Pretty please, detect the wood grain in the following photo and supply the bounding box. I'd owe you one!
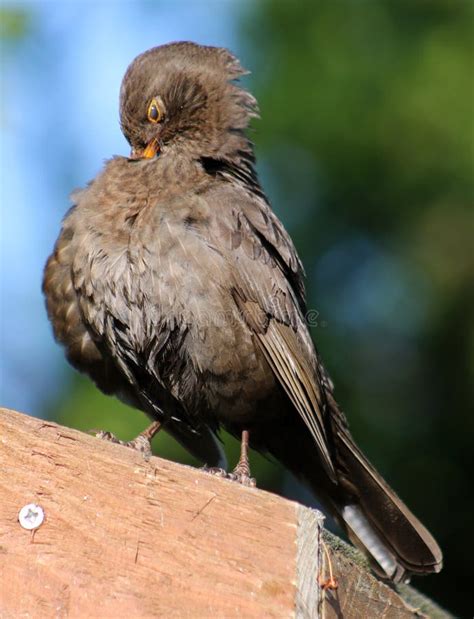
[0,408,450,619]
[0,408,299,618]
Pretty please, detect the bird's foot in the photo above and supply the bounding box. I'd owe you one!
[202,430,256,487]
[202,465,256,487]
[227,463,256,487]
[93,420,162,461]
[202,466,228,478]
[94,430,154,459]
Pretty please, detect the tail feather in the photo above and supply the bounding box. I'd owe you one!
[262,411,443,582]
[342,504,405,582]
[335,425,443,580]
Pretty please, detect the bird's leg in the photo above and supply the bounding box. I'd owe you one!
[94,420,162,461]
[203,430,256,487]
[228,430,256,486]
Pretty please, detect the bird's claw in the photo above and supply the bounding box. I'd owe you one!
[202,465,256,487]
[93,429,153,460]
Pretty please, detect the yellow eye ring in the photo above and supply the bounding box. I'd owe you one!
[147,98,163,123]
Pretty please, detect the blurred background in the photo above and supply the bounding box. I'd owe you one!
[1,0,472,613]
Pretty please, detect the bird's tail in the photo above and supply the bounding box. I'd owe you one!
[263,410,443,582]
[331,418,443,582]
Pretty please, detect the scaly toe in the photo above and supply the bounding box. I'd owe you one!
[202,465,256,487]
[93,430,122,444]
[227,470,256,487]
[126,435,153,460]
[93,430,153,460]
[202,466,229,478]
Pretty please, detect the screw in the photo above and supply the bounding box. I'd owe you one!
[18,503,44,530]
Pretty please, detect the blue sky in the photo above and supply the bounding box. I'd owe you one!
[0,1,246,415]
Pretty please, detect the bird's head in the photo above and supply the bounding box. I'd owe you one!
[119,42,258,162]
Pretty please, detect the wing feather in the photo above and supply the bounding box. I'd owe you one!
[255,321,336,481]
[218,187,337,481]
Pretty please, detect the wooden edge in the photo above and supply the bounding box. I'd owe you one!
[321,531,453,619]
[296,505,323,618]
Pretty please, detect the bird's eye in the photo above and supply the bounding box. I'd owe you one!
[147,98,163,123]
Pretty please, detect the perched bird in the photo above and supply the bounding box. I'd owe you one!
[43,42,442,582]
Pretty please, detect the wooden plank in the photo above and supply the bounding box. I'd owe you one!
[0,408,451,618]
[0,408,298,618]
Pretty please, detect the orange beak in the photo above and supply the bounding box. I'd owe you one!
[130,138,160,160]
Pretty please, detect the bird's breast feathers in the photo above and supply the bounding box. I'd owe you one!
[64,165,267,378]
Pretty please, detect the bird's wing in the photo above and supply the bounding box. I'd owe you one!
[211,186,336,481]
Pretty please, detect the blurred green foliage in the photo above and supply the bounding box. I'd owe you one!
[0,7,30,42]
[241,0,473,614]
[32,0,472,614]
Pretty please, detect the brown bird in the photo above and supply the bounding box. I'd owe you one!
[43,41,442,582]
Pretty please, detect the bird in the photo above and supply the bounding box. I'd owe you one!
[43,41,442,583]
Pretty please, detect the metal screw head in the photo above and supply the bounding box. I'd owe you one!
[18,503,44,530]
